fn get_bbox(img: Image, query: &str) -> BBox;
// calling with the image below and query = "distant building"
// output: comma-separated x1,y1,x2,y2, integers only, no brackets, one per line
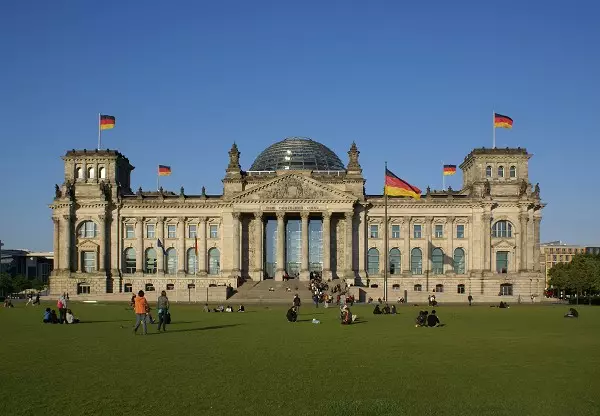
585,246,600,255
540,241,585,287
0,249,54,283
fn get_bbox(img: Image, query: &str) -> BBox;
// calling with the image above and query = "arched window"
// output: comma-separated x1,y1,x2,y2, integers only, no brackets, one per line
88,166,95,179
166,248,177,275
414,284,422,292
432,248,444,274
99,166,106,179
411,248,422,274
389,248,401,275
124,247,136,274
145,248,157,274
498,166,504,177
367,248,379,275
492,220,513,238
186,248,197,274
509,165,516,178
78,221,97,238
486,166,492,177
435,284,444,293
453,248,465,274
76,166,83,179
208,248,220,275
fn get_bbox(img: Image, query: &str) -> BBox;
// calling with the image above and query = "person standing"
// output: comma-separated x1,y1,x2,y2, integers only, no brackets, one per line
133,290,149,335
468,294,473,306
293,294,301,313
57,294,68,324
157,290,170,332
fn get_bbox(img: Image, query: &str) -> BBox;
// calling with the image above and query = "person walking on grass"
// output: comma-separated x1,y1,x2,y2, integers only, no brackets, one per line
133,290,149,335
157,290,170,332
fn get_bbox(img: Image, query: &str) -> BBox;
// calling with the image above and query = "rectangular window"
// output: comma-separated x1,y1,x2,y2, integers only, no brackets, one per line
413,224,422,239
188,225,197,238
552,255,557,261
496,251,509,273
370,224,379,239
456,224,465,239
209,225,218,239
391,225,400,239
125,225,135,239
146,224,155,239
167,225,176,239
435,224,443,238
82,252,96,273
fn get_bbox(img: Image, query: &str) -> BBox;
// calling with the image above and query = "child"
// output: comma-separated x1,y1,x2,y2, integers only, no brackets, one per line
43,308,52,323
50,309,59,324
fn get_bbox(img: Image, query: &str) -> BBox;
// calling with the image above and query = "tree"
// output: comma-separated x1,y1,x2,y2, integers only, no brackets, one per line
0,273,14,296
30,278,45,291
549,254,600,304
12,275,31,292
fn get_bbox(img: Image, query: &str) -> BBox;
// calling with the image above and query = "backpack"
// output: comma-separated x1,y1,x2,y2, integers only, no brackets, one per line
57,300,63,309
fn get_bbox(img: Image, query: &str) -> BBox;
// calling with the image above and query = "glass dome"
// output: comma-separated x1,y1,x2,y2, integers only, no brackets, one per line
249,137,346,171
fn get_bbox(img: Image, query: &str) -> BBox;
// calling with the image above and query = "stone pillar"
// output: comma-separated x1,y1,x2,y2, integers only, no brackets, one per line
98,214,106,272
231,212,241,276
424,217,433,275
275,212,285,281
533,217,541,272
482,213,491,272
447,216,454,273
62,214,72,273
322,212,331,279
402,217,410,274
358,210,366,278
519,212,529,271
156,217,165,274
135,217,144,274
253,212,263,280
52,217,60,271
300,212,310,280
344,211,354,278
177,217,186,274
198,217,207,276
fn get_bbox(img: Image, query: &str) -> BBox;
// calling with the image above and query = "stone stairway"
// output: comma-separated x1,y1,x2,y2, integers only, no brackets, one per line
229,280,314,304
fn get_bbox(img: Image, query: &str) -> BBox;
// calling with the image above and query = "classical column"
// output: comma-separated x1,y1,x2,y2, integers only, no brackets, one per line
300,212,310,280
62,214,72,273
533,217,541,272
402,217,410,274
156,217,165,274
519,212,529,271
52,217,60,271
231,212,241,276
482,213,491,272
358,210,366,277
135,217,144,274
447,216,454,273
98,214,106,272
275,212,285,281
322,212,331,279
424,217,433,275
177,217,186,274
198,217,207,276
344,211,354,278
253,212,264,280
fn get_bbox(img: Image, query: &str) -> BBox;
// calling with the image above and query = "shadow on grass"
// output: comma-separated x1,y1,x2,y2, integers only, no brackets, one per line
79,319,132,324
147,324,241,335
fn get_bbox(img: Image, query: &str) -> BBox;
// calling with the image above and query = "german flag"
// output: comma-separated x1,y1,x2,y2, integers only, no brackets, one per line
443,164,457,176
158,165,171,176
100,115,115,130
494,113,513,129
384,168,421,199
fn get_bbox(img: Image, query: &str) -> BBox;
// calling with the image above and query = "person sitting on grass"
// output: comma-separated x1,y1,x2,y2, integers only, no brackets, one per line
66,309,80,324
427,310,441,327
564,308,579,318
237,305,245,312
3,298,14,308
203,303,210,312
225,305,233,312
50,309,59,324
382,304,391,314
373,304,382,314
499,301,509,309
286,306,298,322
415,310,427,327
391,305,397,315
43,308,52,323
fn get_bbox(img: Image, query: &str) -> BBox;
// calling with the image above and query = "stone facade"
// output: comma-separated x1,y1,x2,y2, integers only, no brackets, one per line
49,141,545,301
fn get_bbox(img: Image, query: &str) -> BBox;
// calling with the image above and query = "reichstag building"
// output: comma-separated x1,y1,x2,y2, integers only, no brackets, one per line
49,137,545,300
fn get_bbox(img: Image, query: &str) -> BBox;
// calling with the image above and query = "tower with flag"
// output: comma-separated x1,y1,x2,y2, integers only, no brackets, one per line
98,114,115,150
493,112,513,148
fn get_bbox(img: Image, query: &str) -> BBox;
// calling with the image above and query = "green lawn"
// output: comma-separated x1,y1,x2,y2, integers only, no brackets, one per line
1,301,598,416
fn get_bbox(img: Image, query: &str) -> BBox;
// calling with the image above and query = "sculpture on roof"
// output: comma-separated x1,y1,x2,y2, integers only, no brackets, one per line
201,186,206,197
54,184,61,199
227,143,241,172
483,180,491,196
346,141,362,172
180,186,185,197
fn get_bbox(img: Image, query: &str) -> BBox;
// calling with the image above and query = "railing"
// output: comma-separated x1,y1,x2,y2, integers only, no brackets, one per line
312,170,345,176
246,170,276,176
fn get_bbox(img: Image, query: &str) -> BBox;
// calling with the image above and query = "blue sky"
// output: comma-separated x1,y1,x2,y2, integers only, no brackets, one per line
1,0,599,251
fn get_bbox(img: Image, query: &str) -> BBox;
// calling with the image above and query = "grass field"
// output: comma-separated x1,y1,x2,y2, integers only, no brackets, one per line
1,301,599,416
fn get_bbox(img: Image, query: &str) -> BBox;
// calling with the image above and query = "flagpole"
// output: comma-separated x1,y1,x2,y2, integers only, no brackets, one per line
157,167,160,191
492,110,496,149
442,160,445,190
384,161,388,302
97,113,101,150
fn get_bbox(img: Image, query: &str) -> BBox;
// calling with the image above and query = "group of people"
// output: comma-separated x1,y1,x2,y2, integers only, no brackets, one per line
25,293,41,306
132,290,170,334
43,307,79,324
203,304,245,312
286,293,358,325
372,304,397,315
415,310,442,327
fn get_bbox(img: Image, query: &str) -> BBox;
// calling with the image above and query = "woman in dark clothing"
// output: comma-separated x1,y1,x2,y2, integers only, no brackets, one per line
286,306,298,322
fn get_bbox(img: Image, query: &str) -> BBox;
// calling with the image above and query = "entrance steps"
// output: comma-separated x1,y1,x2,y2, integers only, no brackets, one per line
229,280,314,304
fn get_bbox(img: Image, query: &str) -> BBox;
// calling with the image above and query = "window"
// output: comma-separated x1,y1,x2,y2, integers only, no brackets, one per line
391,225,400,239
492,220,512,238
166,248,177,275
88,166,95,179
125,225,135,239
145,283,155,292
99,166,106,179
167,225,176,239
208,248,220,275
82,251,96,273
209,225,219,239
498,166,504,177
453,248,465,274
435,284,444,293
124,248,136,274
432,248,444,274
414,284,422,292
124,283,132,293
457,224,465,239
146,224,155,239
411,248,422,274
77,283,91,295
79,221,97,238
435,224,443,238
457,284,465,294
188,225,197,239
486,166,492,177
370,225,379,238
389,248,401,275
552,255,557,261
509,166,516,178
496,251,509,273
367,248,380,275
500,283,513,296
413,224,422,239
187,248,197,274
145,248,157,274
76,166,83,179
166,283,175,291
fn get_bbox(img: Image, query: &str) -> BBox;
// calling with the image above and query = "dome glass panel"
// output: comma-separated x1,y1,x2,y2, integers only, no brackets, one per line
249,137,345,171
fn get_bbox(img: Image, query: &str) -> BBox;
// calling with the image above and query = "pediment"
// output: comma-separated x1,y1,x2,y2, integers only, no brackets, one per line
233,174,357,202
492,239,515,249
77,240,99,250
